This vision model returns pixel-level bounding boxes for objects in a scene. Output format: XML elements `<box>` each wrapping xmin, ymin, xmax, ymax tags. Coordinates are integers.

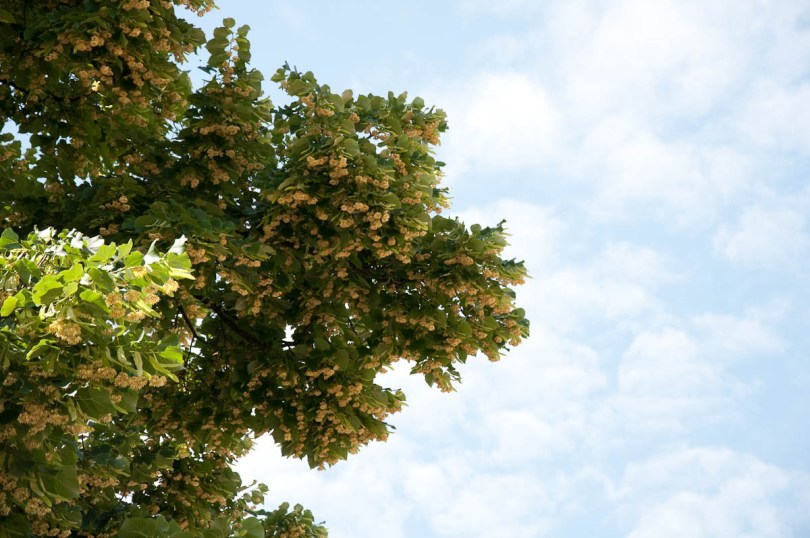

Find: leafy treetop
<box><xmin>0</xmin><ymin>1</ymin><xmax>528</xmax><ymax>536</ymax></box>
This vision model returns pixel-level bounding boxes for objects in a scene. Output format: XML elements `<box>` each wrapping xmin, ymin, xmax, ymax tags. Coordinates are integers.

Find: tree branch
<box><xmin>177</xmin><ymin>305</ymin><xmax>201</xmax><ymax>341</ymax></box>
<box><xmin>199</xmin><ymin>298</ymin><xmax>295</xmax><ymax>349</ymax></box>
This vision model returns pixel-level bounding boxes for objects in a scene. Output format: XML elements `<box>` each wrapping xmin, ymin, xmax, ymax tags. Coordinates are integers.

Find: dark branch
<box><xmin>177</xmin><ymin>305</ymin><xmax>201</xmax><ymax>341</ymax></box>
<box><xmin>198</xmin><ymin>298</ymin><xmax>295</xmax><ymax>349</ymax></box>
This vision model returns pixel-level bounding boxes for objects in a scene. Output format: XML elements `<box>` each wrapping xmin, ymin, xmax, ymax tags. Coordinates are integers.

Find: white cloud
<box><xmin>737</xmin><ymin>81</ymin><xmax>810</xmax><ymax>153</ymax></box>
<box><xmin>549</xmin><ymin>0</ymin><xmax>752</xmax><ymax>122</ymax></box>
<box><xmin>407</xmin><ymin>0</ymin><xmax>810</xmax><ymax>235</ymax></box>
<box><xmin>445</xmin><ymin>0</ymin><xmax>808</xmax><ymax>227</ymax></box>
<box><xmin>455</xmin><ymin>0</ymin><xmax>544</xmax><ymax>18</ymax></box>
<box><xmin>466</xmin><ymin>329</ymin><xmax>608</xmax><ymax>460</ymax></box>
<box><xmin>691</xmin><ymin>312</ymin><xmax>785</xmax><ymax>359</ymax></box>
<box><xmin>528</xmin><ymin>241</ymin><xmax>674</xmax><ymax>334</ymax></box>
<box><xmin>610</xmin><ymin>305</ymin><xmax>786</xmax><ymax>435</ymax></box>
<box><xmin>571</xmin><ymin>114</ymin><xmax>756</xmax><ymax>227</ymax></box>
<box><xmin>533</xmin><ymin>268</ymin><xmax>653</xmax><ymax>332</ymax></box>
<box><xmin>379</xmin><ymin>324</ymin><xmax>608</xmax><ymax>464</ymax></box>
<box><xmin>713</xmin><ymin>206</ymin><xmax>809</xmax><ymax>268</ymax></box>
<box><xmin>597</xmin><ymin>242</ymin><xmax>677</xmax><ymax>288</ymax></box>
<box><xmin>619</xmin><ymin>329</ymin><xmax>706</xmax><ymax>395</ymax></box>
<box><xmin>236</xmin><ymin>437</ymin><xmax>415</xmax><ymax>538</ymax></box>
<box><xmin>439</xmin><ymin>72</ymin><xmax>560</xmax><ymax>183</ymax></box>
<box><xmin>613</xmin><ymin>329</ymin><xmax>733</xmax><ymax>434</ymax></box>
<box><xmin>406</xmin><ymin>465</ymin><xmax>552</xmax><ymax>538</ymax></box>
<box><xmin>616</xmin><ymin>447</ymin><xmax>810</xmax><ymax>538</ymax></box>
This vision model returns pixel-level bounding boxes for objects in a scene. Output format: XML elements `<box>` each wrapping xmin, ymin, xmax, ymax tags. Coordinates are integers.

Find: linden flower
<box><xmin>125</xmin><ymin>311</ymin><xmax>145</xmax><ymax>322</ymax></box>
<box><xmin>48</xmin><ymin>319</ymin><xmax>82</xmax><ymax>345</ymax></box>
<box><xmin>124</xmin><ymin>290</ymin><xmax>141</xmax><ymax>302</ymax></box>
<box><xmin>162</xmin><ymin>278</ymin><xmax>179</xmax><ymax>293</ymax></box>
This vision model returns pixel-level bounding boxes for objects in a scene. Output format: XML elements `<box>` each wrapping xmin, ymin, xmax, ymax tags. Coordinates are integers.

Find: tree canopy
<box><xmin>0</xmin><ymin>1</ymin><xmax>528</xmax><ymax>536</ymax></box>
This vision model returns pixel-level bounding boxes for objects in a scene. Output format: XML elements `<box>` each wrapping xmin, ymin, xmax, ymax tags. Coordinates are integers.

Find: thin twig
<box><xmin>201</xmin><ymin>298</ymin><xmax>295</xmax><ymax>349</ymax></box>
<box><xmin>177</xmin><ymin>305</ymin><xmax>200</xmax><ymax>341</ymax></box>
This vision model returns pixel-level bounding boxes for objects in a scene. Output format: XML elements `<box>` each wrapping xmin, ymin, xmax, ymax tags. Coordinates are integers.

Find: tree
<box><xmin>0</xmin><ymin>1</ymin><xmax>529</xmax><ymax>536</ymax></box>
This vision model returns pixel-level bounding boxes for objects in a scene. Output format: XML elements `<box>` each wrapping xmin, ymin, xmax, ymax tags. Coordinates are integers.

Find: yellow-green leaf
<box><xmin>0</xmin><ymin>296</ymin><xmax>17</xmax><ymax>317</ymax></box>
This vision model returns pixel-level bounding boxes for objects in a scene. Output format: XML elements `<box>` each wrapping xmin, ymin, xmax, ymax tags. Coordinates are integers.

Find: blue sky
<box><xmin>193</xmin><ymin>1</ymin><xmax>810</xmax><ymax>536</ymax></box>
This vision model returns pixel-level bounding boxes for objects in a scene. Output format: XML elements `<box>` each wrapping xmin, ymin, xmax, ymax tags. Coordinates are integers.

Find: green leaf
<box><xmin>208</xmin><ymin>52</ymin><xmax>229</xmax><ymax>67</ymax></box>
<box><xmin>116</xmin><ymin>389</ymin><xmax>139</xmax><ymax>414</ymax></box>
<box><xmin>32</xmin><ymin>276</ymin><xmax>63</xmax><ymax>305</ymax></box>
<box><xmin>166</xmin><ymin>253</ymin><xmax>193</xmax><ymax>279</ymax></box>
<box><xmin>287</xmin><ymin>79</ymin><xmax>310</xmax><ymax>96</ymax></box>
<box><xmin>357</xmin><ymin>94</ymin><xmax>371</xmax><ymax>110</ymax></box>
<box><xmin>62</xmin><ymin>281</ymin><xmax>78</xmax><ymax>298</ymax></box>
<box><xmin>63</xmin><ymin>398</ymin><xmax>78</xmax><ymax>421</ymax></box>
<box><xmin>341</xmin><ymin>138</ymin><xmax>360</xmax><ymax>156</ymax></box>
<box><xmin>333</xmin><ymin>348</ymin><xmax>350</xmax><ymax>370</ymax></box>
<box><xmin>237</xmin><ymin>518</ymin><xmax>264</xmax><ymax>538</ymax></box>
<box><xmin>118</xmin><ymin>517</ymin><xmax>172</xmax><ymax>538</ymax></box>
<box><xmin>0</xmin><ymin>296</ymin><xmax>17</xmax><ymax>317</ymax></box>
<box><xmin>89</xmin><ymin>242</ymin><xmax>116</xmax><ymax>262</ymax></box>
<box><xmin>116</xmin><ymin>241</ymin><xmax>133</xmax><ymax>259</ymax></box>
<box><xmin>26</xmin><ymin>338</ymin><xmax>59</xmax><ymax>361</ymax></box>
<box><xmin>456</xmin><ymin>320</ymin><xmax>473</xmax><ymax>337</ymax></box>
<box><xmin>381</xmin><ymin>193</ymin><xmax>401</xmax><ymax>208</ymax></box>
<box><xmin>158</xmin><ymin>346</ymin><xmax>183</xmax><ymax>365</ymax></box>
<box><xmin>80</xmin><ymin>289</ymin><xmax>103</xmax><ymax>303</ymax></box>
<box><xmin>0</xmin><ymin>228</ymin><xmax>20</xmax><ymax>250</ymax></box>
<box><xmin>40</xmin><ymin>465</ymin><xmax>80</xmax><ymax>501</ymax></box>
<box><xmin>0</xmin><ymin>228</ymin><xmax>18</xmax><ymax>241</ymax></box>
<box><xmin>0</xmin><ymin>514</ymin><xmax>30</xmax><ymax>537</ymax></box>
<box><xmin>483</xmin><ymin>316</ymin><xmax>500</xmax><ymax>330</ymax></box>
<box><xmin>327</xmin><ymin>93</ymin><xmax>345</xmax><ymax>112</ymax></box>
<box><xmin>468</xmin><ymin>238</ymin><xmax>484</xmax><ymax>252</ymax></box>
<box><xmin>0</xmin><ymin>7</ymin><xmax>17</xmax><ymax>24</ymax></box>
<box><xmin>75</xmin><ymin>387</ymin><xmax>116</xmax><ymax>420</ymax></box>
<box><xmin>124</xmin><ymin>251</ymin><xmax>144</xmax><ymax>267</ymax></box>
<box><xmin>13</xmin><ymin>258</ymin><xmax>40</xmax><ymax>285</ymax></box>
<box><xmin>210</xmin><ymin>28</ymin><xmax>231</xmax><ymax>43</ymax></box>
<box><xmin>88</xmin><ymin>267</ymin><xmax>115</xmax><ymax>292</ymax></box>
<box><xmin>133</xmin><ymin>351</ymin><xmax>144</xmax><ymax>376</ymax></box>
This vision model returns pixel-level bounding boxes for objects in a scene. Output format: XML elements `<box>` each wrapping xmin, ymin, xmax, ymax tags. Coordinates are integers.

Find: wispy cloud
<box><xmin>439</xmin><ymin>73</ymin><xmax>560</xmax><ymax>186</ymax></box>
<box><xmin>713</xmin><ymin>206</ymin><xmax>810</xmax><ymax>268</ymax></box>
<box><xmin>616</xmin><ymin>447</ymin><xmax>810</xmax><ymax>537</ymax></box>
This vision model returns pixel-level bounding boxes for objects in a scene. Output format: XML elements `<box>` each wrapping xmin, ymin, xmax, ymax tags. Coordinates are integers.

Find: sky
<box><xmin>192</xmin><ymin>1</ymin><xmax>810</xmax><ymax>536</ymax></box>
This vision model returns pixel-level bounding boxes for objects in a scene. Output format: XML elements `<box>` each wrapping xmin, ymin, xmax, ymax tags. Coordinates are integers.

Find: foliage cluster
<box><xmin>0</xmin><ymin>1</ymin><xmax>528</xmax><ymax>536</ymax></box>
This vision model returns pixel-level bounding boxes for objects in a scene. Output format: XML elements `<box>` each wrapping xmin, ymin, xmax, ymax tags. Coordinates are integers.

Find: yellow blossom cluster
<box><xmin>163</xmin><ymin>278</ymin><xmax>180</xmax><ymax>293</ymax></box>
<box><xmin>328</xmin><ymin>155</ymin><xmax>349</xmax><ymax>183</ymax></box>
<box><xmin>47</xmin><ymin>318</ymin><xmax>83</xmax><ymax>345</ymax></box>
<box><xmin>185</xmin><ymin>244</ymin><xmax>210</xmax><ymax>265</ymax></box>
<box><xmin>16</xmin><ymin>403</ymin><xmax>69</xmax><ymax>436</ymax></box>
